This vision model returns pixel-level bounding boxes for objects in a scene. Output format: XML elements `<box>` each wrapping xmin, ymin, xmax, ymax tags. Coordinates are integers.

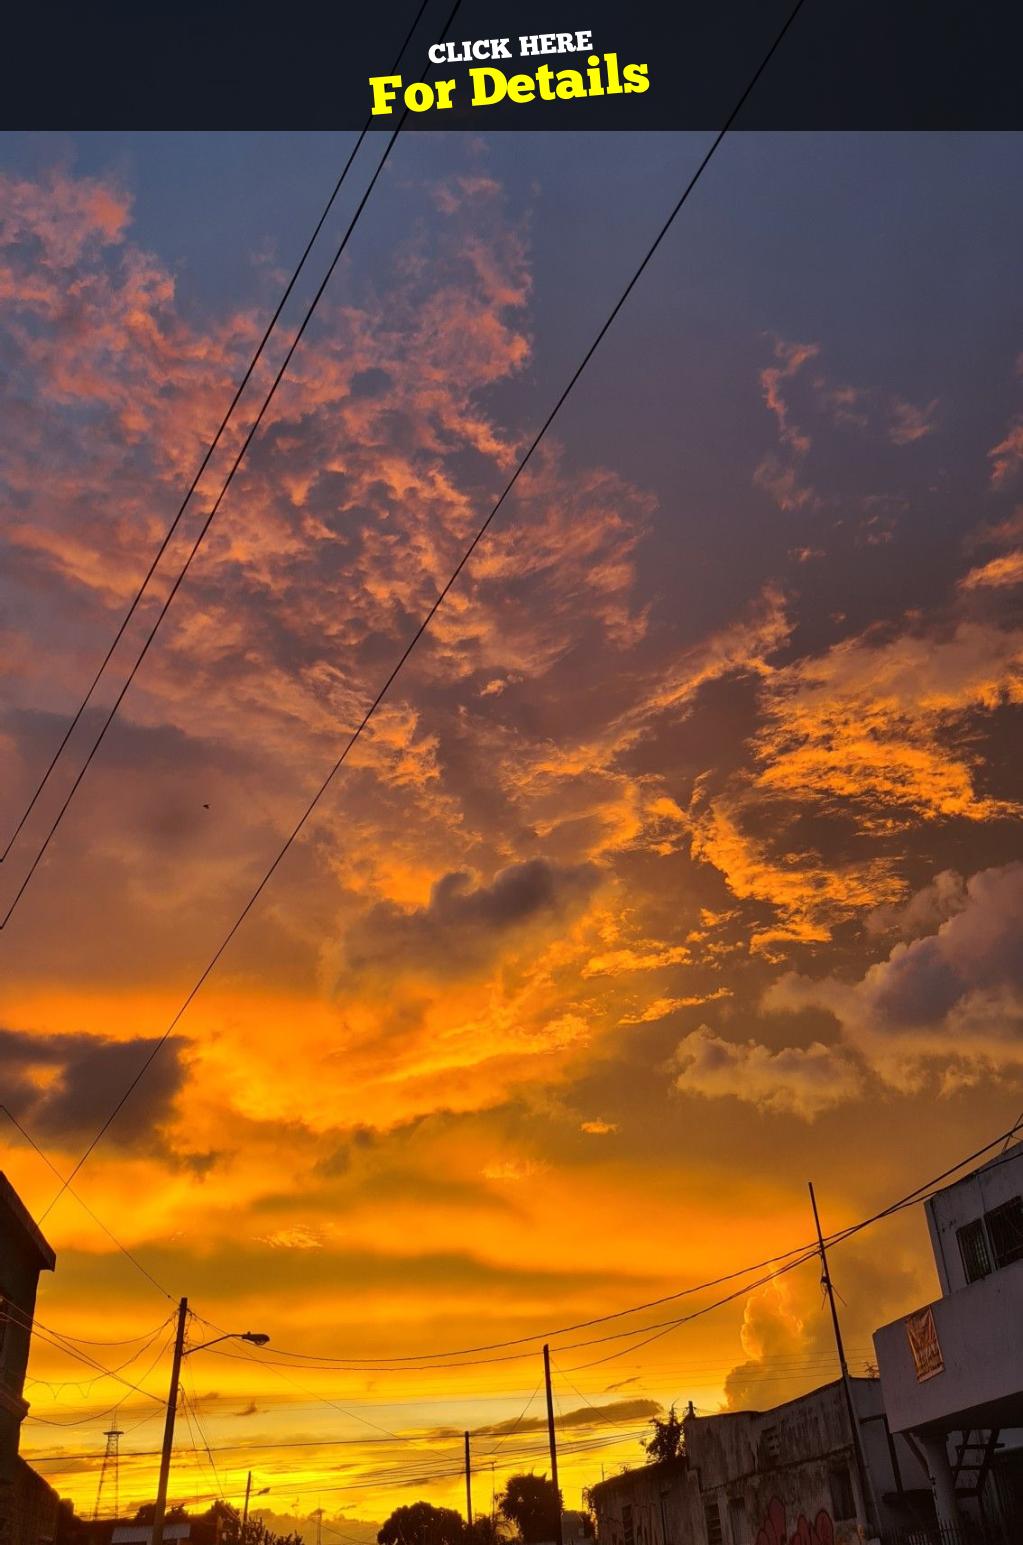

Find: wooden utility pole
<box><xmin>542</xmin><ymin>1345</ymin><xmax>562</xmax><ymax>1545</ymax></box>
<box><xmin>464</xmin><ymin>1431</ymin><xmax>473</xmax><ymax>1530</ymax></box>
<box><xmin>152</xmin><ymin>1296</ymin><xmax>188</xmax><ymax>1545</ymax></box>
<box><xmin>241</xmin><ymin>1472</ymin><xmax>253</xmax><ymax>1544</ymax></box>
<box><xmin>808</xmin><ymin>1182</ymin><xmax>877</xmax><ymax>1539</ymax></box>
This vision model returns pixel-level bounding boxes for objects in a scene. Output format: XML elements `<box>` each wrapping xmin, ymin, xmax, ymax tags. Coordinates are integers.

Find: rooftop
<box><xmin>0</xmin><ymin>1172</ymin><xmax>57</xmax><ymax>1271</ymax></box>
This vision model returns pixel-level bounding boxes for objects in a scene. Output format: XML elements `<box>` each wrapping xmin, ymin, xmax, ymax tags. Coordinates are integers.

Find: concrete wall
<box><xmin>589</xmin><ymin>1459</ymin><xmax>704</xmax><ymax>1545</ymax></box>
<box><xmin>926</xmin><ymin>1148</ymin><xmax>1023</xmax><ymax>1295</ymax></box>
<box><xmin>591</xmin><ymin>1382</ymin><xmax>930</xmax><ymax>1545</ymax></box>
<box><xmin>686</xmin><ymin>1383</ymin><xmax>859</xmax><ymax>1490</ymax></box>
<box><xmin>874</xmin><ymin>1256</ymin><xmax>1023</xmax><ymax>1434</ymax></box>
<box><xmin>686</xmin><ymin>1384</ymin><xmax>867</xmax><ymax>1545</ymax></box>
<box><xmin>0</xmin><ymin>1176</ymin><xmax>56</xmax><ymax>1545</ymax></box>
<box><xmin>11</xmin><ymin>1457</ymin><xmax>58</xmax><ymax>1545</ymax></box>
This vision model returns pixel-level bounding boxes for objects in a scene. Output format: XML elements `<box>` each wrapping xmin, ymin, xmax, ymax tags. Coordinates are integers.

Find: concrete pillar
<box><xmin>919</xmin><ymin>1432</ymin><xmax>959</xmax><ymax>1525</ymax></box>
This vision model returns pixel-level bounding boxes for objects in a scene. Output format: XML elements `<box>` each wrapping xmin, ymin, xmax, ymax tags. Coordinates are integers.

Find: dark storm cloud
<box><xmin>762</xmin><ymin>863</ymin><xmax>1023</xmax><ymax>1092</ymax></box>
<box><xmin>0</xmin><ymin>1027</ymin><xmax>187</xmax><ymax>1147</ymax></box>
<box><xmin>869</xmin><ymin>862</ymin><xmax>1023</xmax><ymax>1030</ymax></box>
<box><xmin>428</xmin><ymin>1397</ymin><xmax>662</xmax><ymax>1440</ymax></box>
<box><xmin>343</xmin><ymin>858</ymin><xmax>601</xmax><ymax>977</ymax></box>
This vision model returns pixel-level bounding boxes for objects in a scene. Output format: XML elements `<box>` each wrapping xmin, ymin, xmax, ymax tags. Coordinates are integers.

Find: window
<box><xmin>703</xmin><ymin>1500</ymin><xmax>723</xmax><ymax>1545</ymax></box>
<box><xmin>986</xmin><ymin>1197</ymin><xmax>1023</xmax><ymax>1270</ymax></box>
<box><xmin>828</xmin><ymin>1466</ymin><xmax>856</xmax><ymax>1521</ymax></box>
<box><xmin>727</xmin><ymin>1497</ymin><xmax>751</xmax><ymax>1545</ymax></box>
<box><xmin>760</xmin><ymin>1427</ymin><xmax>780</xmax><ymax>1465</ymax></box>
<box><xmin>623</xmin><ymin>1504</ymin><xmax>634</xmax><ymax>1545</ymax></box>
<box><xmin>957</xmin><ymin>1218</ymin><xmax>991</xmax><ymax>1283</ymax></box>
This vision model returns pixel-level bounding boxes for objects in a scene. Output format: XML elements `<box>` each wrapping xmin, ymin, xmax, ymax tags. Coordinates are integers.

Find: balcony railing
<box><xmin>880</xmin><ymin>1515</ymin><xmax>1020</xmax><ymax>1545</ymax></box>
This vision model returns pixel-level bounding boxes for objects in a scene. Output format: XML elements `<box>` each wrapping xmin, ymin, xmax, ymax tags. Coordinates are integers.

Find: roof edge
<box><xmin>0</xmin><ymin>1172</ymin><xmax>57</xmax><ymax>1271</ymax></box>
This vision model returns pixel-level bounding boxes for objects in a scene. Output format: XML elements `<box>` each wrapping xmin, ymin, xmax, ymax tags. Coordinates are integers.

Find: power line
<box><xmin>79</xmin><ymin>1425</ymin><xmax>655</xmax><ymax>1516</ymax></box>
<box><xmin>185</xmin><ymin>1116</ymin><xmax>1023</xmax><ymax>1372</ymax></box>
<box><xmin>21</xmin><ymin>1349</ymin><xmax>867</xmax><ymax>1450</ymax></box>
<box><xmin>23</xmin><ymin>1319</ymin><xmax>171</xmax><ymax>1351</ymax></box>
<box><xmin>196</xmin><ymin>1267</ymin><xmax>818</xmax><ymax>1371</ymax></box>
<box><xmin>189</xmin><ymin>1314</ymin><xmax>403</xmax><ymax>1444</ymax></box>
<box><xmin>30</xmin><ymin>0</ymin><xmax>808</xmax><ymax>1219</ymax></box>
<box><xmin>207</xmin><ymin>1128</ymin><xmax>1016</xmax><ymax>1381</ymax></box>
<box><xmin>478</xmin><ymin>1380</ymin><xmax>543</xmax><ymax>1463</ymax></box>
<box><xmin>182</xmin><ymin>1375</ymin><xmax>229</xmax><ymax>1506</ymax></box>
<box><xmin>14</xmin><ymin>1109</ymin><xmax>1017</xmax><ymax>1444</ymax></box>
<box><xmin>0</xmin><ymin>0</ymin><xmax>465</xmax><ymax>936</ymax></box>
<box><xmin>19</xmin><ymin>1324</ymin><xmax>167</xmax><ymax>1399</ymax></box>
<box><xmin>1</xmin><ymin>1102</ymin><xmax>178</xmax><ymax>1301</ymax></box>
<box><xmin>561</xmin><ymin>1250</ymin><xmax>823</xmax><ymax>1374</ymax></box>
<box><xmin>225</xmin><ymin>1239</ymin><xmax>823</xmax><ymax>1366</ymax></box>
<box><xmin>5</xmin><ymin>1304</ymin><xmax>174</xmax><ymax>1408</ymax></box>
<box><xmin>0</xmin><ymin>0</ymin><xmax>434</xmax><ymax>876</ymax></box>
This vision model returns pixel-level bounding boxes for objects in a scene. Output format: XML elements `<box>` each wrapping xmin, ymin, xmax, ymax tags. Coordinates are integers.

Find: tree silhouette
<box><xmin>133</xmin><ymin>1505</ymin><xmax>190</xmax><ymax>1526</ymax></box>
<box><xmin>128</xmin><ymin>1502</ymin><xmax>302</xmax><ymax>1545</ymax></box>
<box><xmin>498</xmin><ymin>1473</ymin><xmax>561</xmax><ymax>1544</ymax></box>
<box><xmin>468</xmin><ymin>1517</ymin><xmax>510</xmax><ymax>1545</ymax></box>
<box><xmin>642</xmin><ymin>1406</ymin><xmax>685</xmax><ymax>1465</ymax></box>
<box><xmin>377</xmin><ymin>1502</ymin><xmax>466</xmax><ymax>1545</ymax></box>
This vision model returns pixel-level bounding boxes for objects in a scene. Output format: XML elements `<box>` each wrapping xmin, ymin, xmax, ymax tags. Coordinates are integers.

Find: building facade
<box><xmin>873</xmin><ymin>1145</ymin><xmax>1023</xmax><ymax>1537</ymax></box>
<box><xmin>0</xmin><ymin>1173</ymin><xmax>59</xmax><ymax>1545</ymax></box>
<box><xmin>589</xmin><ymin>1378</ymin><xmax>929</xmax><ymax>1545</ymax></box>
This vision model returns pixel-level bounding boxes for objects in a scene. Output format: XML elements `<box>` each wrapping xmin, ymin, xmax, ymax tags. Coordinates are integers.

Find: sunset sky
<box><xmin>2</xmin><ymin>129</ymin><xmax>1023</xmax><ymax>1531</ymax></box>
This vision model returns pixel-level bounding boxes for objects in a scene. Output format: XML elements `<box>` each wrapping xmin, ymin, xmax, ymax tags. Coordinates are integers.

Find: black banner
<box><xmin>5</xmin><ymin>0</ymin><xmax>1023</xmax><ymax>129</ymax></box>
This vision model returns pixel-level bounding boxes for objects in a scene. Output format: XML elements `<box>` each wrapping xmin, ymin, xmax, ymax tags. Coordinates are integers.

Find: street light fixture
<box><xmin>186</xmin><ymin>1331</ymin><xmax>271</xmax><ymax>1354</ymax></box>
<box><xmin>152</xmin><ymin>1299</ymin><xmax>270</xmax><ymax>1545</ymax></box>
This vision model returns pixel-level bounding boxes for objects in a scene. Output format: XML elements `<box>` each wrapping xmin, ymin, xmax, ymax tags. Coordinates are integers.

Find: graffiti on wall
<box><xmin>755</xmin><ymin>1497</ymin><xmax>835</xmax><ymax>1545</ymax></box>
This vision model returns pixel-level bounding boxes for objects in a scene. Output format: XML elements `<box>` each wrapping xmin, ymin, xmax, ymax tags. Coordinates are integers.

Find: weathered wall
<box><xmin>591</xmin><ymin>1381</ymin><xmax>928</xmax><ymax>1545</ymax></box>
<box><xmin>0</xmin><ymin>1176</ymin><xmax>57</xmax><ymax>1545</ymax></box>
<box><xmin>589</xmin><ymin>1458</ymin><xmax>704</xmax><ymax>1545</ymax></box>
<box><xmin>10</xmin><ymin>1457</ymin><xmax>59</xmax><ymax>1545</ymax></box>
<box><xmin>926</xmin><ymin>1148</ymin><xmax>1023</xmax><ymax>1295</ymax></box>
<box><xmin>874</xmin><ymin>1256</ymin><xmax>1023</xmax><ymax>1434</ymax></box>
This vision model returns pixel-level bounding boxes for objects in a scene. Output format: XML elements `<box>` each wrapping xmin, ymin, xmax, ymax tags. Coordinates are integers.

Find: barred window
<box><xmin>703</xmin><ymin>1500</ymin><xmax>722</xmax><ymax>1545</ymax></box>
<box><xmin>985</xmin><ymin>1197</ymin><xmax>1023</xmax><ymax>1270</ymax></box>
<box><xmin>727</xmin><ymin>1497</ymin><xmax>751</xmax><ymax>1545</ymax></box>
<box><xmin>957</xmin><ymin>1218</ymin><xmax>991</xmax><ymax>1283</ymax></box>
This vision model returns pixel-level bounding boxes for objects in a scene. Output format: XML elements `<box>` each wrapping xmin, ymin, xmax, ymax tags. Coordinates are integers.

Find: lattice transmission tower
<box><xmin>93</xmin><ymin>1424</ymin><xmax>124</xmax><ymax>1521</ymax></box>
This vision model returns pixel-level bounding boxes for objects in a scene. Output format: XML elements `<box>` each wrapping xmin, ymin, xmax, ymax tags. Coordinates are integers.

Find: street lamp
<box><xmin>152</xmin><ymin>1298</ymin><xmax>270</xmax><ymax>1545</ymax></box>
<box><xmin>187</xmin><ymin>1332</ymin><xmax>270</xmax><ymax>1353</ymax></box>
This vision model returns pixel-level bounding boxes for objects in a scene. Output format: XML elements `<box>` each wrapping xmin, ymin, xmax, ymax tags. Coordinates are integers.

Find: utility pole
<box><xmin>152</xmin><ymin>1296</ymin><xmax>188</xmax><ymax>1545</ymax></box>
<box><xmin>808</xmin><ymin>1183</ymin><xmax>877</xmax><ymax>1539</ymax></box>
<box><xmin>464</xmin><ymin>1431</ymin><xmax>473</xmax><ymax>1530</ymax></box>
<box><xmin>241</xmin><ymin>1472</ymin><xmax>253</xmax><ymax>1545</ymax></box>
<box><xmin>542</xmin><ymin>1345</ymin><xmax>562</xmax><ymax>1545</ymax></box>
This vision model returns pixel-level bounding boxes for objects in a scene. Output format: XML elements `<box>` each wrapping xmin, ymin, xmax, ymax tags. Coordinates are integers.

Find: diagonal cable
<box><xmin>0</xmin><ymin>0</ymin><xmax>433</xmax><ymax>871</ymax></box>
<box><xmin>34</xmin><ymin>0</ymin><xmax>810</xmax><ymax>1215</ymax></box>
<box><xmin>0</xmin><ymin>0</ymin><xmax>464</xmax><ymax>932</ymax></box>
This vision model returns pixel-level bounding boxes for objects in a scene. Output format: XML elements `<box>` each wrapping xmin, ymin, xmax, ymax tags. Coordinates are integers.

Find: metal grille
<box><xmin>880</xmin><ymin>1516</ymin><xmax>1020</xmax><ymax>1545</ymax></box>
<box><xmin>956</xmin><ymin>1219</ymin><xmax>992</xmax><ymax>1283</ymax></box>
<box><xmin>703</xmin><ymin>1500</ymin><xmax>723</xmax><ymax>1545</ymax></box>
<box><xmin>985</xmin><ymin>1196</ymin><xmax>1023</xmax><ymax>1269</ymax></box>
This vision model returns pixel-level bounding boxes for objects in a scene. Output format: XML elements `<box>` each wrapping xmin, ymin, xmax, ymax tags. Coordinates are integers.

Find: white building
<box><xmin>873</xmin><ymin>1143</ymin><xmax>1023</xmax><ymax>1537</ymax></box>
